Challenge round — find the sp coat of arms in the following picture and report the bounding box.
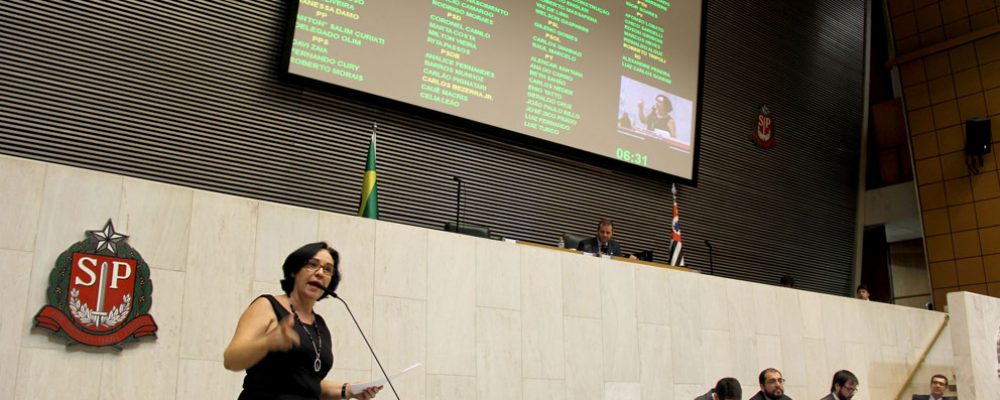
[33,219,158,348]
[751,105,775,149]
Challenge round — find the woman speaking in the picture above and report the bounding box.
[225,242,382,399]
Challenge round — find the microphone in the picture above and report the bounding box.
[452,176,463,233]
[310,283,401,400]
[704,240,714,276]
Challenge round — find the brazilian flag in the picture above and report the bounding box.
[358,132,379,219]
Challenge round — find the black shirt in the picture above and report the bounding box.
[239,295,334,400]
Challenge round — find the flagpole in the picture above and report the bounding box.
[358,122,380,219]
[669,183,685,267]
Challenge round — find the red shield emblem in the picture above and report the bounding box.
[34,219,158,348]
[751,105,775,149]
[67,254,137,332]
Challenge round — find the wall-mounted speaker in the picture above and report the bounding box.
[966,117,992,156]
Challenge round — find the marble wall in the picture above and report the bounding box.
[0,154,958,399]
[948,291,1000,400]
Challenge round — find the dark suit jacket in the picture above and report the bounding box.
[819,395,835,400]
[576,237,623,256]
[912,395,955,400]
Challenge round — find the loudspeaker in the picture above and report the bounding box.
[966,117,992,156]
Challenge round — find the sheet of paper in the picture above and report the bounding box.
[348,362,422,394]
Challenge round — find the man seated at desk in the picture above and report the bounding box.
[912,374,954,400]
[577,219,637,259]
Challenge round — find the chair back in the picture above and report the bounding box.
[443,222,492,239]
[563,232,590,250]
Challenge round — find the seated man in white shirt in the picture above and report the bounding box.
[912,374,953,400]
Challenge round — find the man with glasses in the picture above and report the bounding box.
[821,370,858,400]
[749,368,792,400]
[912,374,953,400]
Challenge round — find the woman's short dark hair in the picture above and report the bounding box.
[279,242,340,300]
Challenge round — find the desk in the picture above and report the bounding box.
[514,240,691,272]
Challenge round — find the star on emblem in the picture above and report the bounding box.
[86,219,129,255]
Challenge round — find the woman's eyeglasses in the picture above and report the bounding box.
[304,259,335,275]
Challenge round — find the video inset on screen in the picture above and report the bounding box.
[617,76,693,151]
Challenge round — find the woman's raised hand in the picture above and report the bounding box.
[267,314,300,351]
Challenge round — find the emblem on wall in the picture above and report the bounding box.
[33,219,158,348]
[751,105,775,149]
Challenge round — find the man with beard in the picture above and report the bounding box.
[694,377,741,400]
[820,370,858,400]
[749,368,792,400]
[911,374,954,400]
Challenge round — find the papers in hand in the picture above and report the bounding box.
[348,362,422,394]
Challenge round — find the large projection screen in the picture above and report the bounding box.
[284,0,705,181]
